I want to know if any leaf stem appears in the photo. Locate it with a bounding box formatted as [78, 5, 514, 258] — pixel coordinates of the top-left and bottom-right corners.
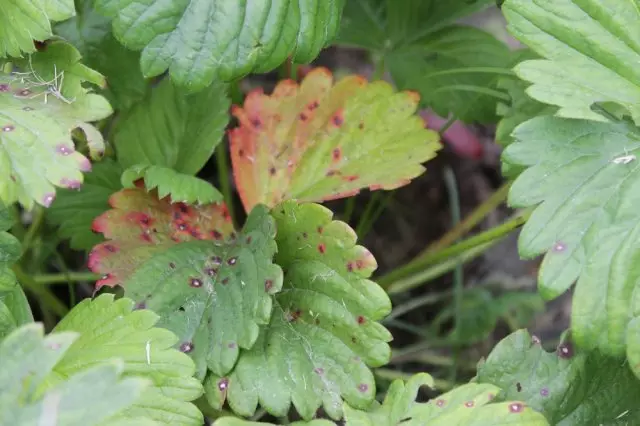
[13, 265, 68, 317]
[371, 54, 386, 81]
[32, 271, 100, 285]
[216, 141, 237, 228]
[21, 205, 44, 254]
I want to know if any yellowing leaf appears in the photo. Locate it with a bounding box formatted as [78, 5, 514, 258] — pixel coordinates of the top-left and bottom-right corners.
[230, 68, 440, 212]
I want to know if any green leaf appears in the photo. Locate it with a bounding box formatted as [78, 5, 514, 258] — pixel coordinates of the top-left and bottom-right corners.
[10, 39, 106, 100]
[0, 72, 112, 208]
[113, 78, 229, 175]
[504, 116, 640, 354]
[230, 68, 440, 212]
[0, 207, 20, 291]
[121, 165, 223, 205]
[0, 0, 74, 58]
[89, 190, 280, 379]
[205, 201, 392, 420]
[54, 0, 148, 110]
[48, 159, 123, 250]
[0, 284, 33, 340]
[93, 0, 345, 92]
[495, 49, 557, 148]
[52, 294, 204, 425]
[476, 329, 640, 425]
[344, 372, 548, 426]
[0, 323, 148, 426]
[503, 0, 640, 124]
[213, 419, 334, 426]
[337, 0, 510, 123]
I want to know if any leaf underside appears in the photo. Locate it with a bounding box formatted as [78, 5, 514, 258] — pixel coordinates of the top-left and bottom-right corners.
[476, 329, 640, 425]
[0, 323, 147, 426]
[52, 294, 204, 425]
[93, 0, 345, 91]
[205, 201, 392, 421]
[230, 67, 440, 212]
[89, 190, 282, 379]
[504, 116, 640, 355]
[503, 0, 640, 124]
[0, 72, 112, 208]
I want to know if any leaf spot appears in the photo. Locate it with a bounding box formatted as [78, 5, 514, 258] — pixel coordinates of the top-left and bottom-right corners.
[221, 277, 229, 285]
[104, 244, 117, 253]
[227, 257, 237, 266]
[332, 112, 344, 127]
[299, 112, 308, 121]
[56, 143, 75, 155]
[358, 383, 368, 393]
[228, 342, 237, 349]
[540, 387, 549, 397]
[179, 342, 194, 353]
[2, 124, 14, 132]
[332, 148, 341, 161]
[0, 84, 8, 92]
[516, 382, 522, 392]
[134, 301, 146, 310]
[314, 367, 324, 375]
[205, 267, 217, 277]
[169, 262, 176, 269]
[436, 399, 446, 407]
[357, 315, 365, 325]
[557, 341, 573, 358]
[531, 335, 541, 345]
[189, 278, 203, 288]
[16, 88, 31, 96]
[218, 378, 229, 391]
[265, 279, 273, 291]
[318, 243, 326, 254]
[211, 256, 222, 264]
[42, 193, 55, 207]
[552, 241, 566, 252]
[509, 403, 524, 413]
[464, 401, 474, 408]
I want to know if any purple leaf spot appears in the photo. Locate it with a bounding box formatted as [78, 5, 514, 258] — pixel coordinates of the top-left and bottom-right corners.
[436, 399, 445, 407]
[557, 341, 573, 358]
[60, 178, 81, 190]
[211, 256, 222, 265]
[227, 257, 237, 266]
[0, 84, 8, 92]
[56, 144, 75, 156]
[265, 279, 273, 291]
[205, 267, 217, 277]
[464, 401, 474, 408]
[189, 278, 203, 288]
[42, 193, 55, 207]
[540, 387, 549, 397]
[134, 301, 146, 310]
[358, 383, 368, 393]
[2, 124, 14, 132]
[314, 367, 324, 375]
[552, 241, 566, 252]
[509, 403, 524, 413]
[16, 88, 31, 96]
[221, 277, 229, 285]
[227, 342, 237, 349]
[531, 335, 541, 345]
[218, 378, 229, 391]
[180, 342, 194, 353]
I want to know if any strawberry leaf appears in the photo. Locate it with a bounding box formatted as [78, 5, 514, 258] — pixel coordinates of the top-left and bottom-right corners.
[52, 294, 204, 425]
[89, 189, 282, 379]
[0, 71, 112, 208]
[230, 68, 440, 212]
[476, 329, 640, 425]
[0, 284, 32, 340]
[504, 116, 640, 354]
[48, 159, 123, 250]
[205, 201, 392, 420]
[344, 373, 547, 426]
[121, 165, 223, 204]
[93, 0, 345, 92]
[113, 78, 229, 174]
[337, 0, 510, 123]
[54, 0, 149, 110]
[503, 0, 640, 124]
[0, 0, 74, 57]
[0, 323, 148, 426]
[214, 419, 334, 426]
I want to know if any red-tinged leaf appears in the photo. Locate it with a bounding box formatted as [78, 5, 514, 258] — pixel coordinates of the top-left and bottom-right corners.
[230, 67, 441, 212]
[89, 187, 234, 288]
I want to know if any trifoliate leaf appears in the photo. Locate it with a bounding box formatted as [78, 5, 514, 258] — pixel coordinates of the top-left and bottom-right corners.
[503, 0, 640, 124]
[112, 78, 229, 174]
[93, 0, 345, 92]
[230, 67, 440, 212]
[205, 201, 392, 420]
[88, 187, 234, 288]
[337, 0, 510, 123]
[495, 49, 556, 148]
[476, 329, 640, 425]
[0, 72, 112, 208]
[214, 419, 334, 426]
[344, 373, 547, 426]
[10, 39, 106, 100]
[0, 0, 74, 57]
[54, 0, 148, 110]
[48, 159, 123, 250]
[52, 294, 204, 425]
[89, 190, 281, 379]
[121, 165, 223, 205]
[0, 323, 148, 426]
[504, 116, 640, 354]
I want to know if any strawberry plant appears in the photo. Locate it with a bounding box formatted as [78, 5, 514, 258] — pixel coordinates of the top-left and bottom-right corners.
[2, 0, 640, 425]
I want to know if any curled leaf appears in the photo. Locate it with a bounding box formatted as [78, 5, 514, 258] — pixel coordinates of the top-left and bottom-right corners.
[230, 67, 440, 212]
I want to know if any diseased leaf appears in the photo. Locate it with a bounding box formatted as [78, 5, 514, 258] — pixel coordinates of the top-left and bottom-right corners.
[0, 204, 20, 292]
[504, 116, 640, 354]
[230, 68, 440, 212]
[54, 0, 148, 110]
[0, 72, 112, 208]
[48, 159, 123, 250]
[52, 294, 204, 425]
[89, 190, 282, 379]
[344, 373, 547, 426]
[205, 201, 392, 420]
[113, 78, 229, 174]
[10, 40, 106, 100]
[121, 165, 223, 205]
[93, 0, 345, 91]
[337, 0, 510, 122]
[0, 0, 74, 57]
[214, 419, 334, 426]
[503, 0, 640, 124]
[0, 285, 32, 340]
[477, 329, 640, 425]
[0, 323, 148, 426]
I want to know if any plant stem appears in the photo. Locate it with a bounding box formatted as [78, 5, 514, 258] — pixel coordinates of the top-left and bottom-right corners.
[343, 196, 357, 224]
[443, 167, 462, 384]
[384, 290, 453, 322]
[425, 181, 511, 255]
[356, 192, 382, 237]
[375, 368, 456, 391]
[371, 54, 386, 81]
[21, 205, 44, 254]
[378, 208, 532, 289]
[438, 116, 457, 136]
[32, 271, 100, 285]
[13, 265, 68, 317]
[215, 141, 237, 228]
